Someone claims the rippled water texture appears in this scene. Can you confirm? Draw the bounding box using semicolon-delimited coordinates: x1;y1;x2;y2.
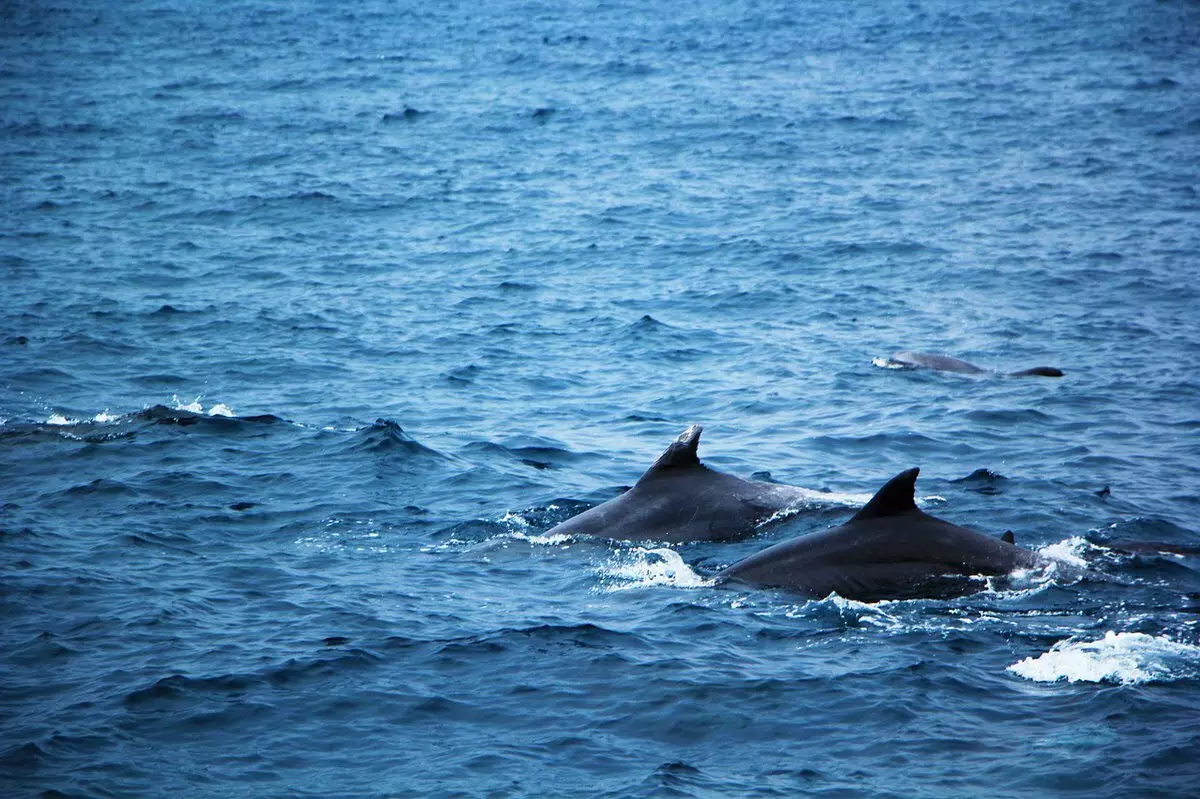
3;0;1200;797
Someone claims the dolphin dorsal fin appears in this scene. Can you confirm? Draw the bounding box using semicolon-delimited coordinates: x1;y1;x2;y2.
851;467;920;521
1001;531;1015;545
638;424;703;481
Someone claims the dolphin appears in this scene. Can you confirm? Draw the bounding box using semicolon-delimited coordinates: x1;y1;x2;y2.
884;351;1062;377
542;425;835;543
717;467;1046;600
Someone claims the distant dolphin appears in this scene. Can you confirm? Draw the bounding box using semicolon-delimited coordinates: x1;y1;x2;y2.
542;425;835;544
883;351;1063;377
717;467;1046;601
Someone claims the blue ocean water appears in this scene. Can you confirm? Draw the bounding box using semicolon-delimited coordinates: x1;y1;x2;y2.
3;0;1200;796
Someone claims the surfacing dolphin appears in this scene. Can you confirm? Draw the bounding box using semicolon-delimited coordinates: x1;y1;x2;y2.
543;425;838;544
718;467;1047;601
883;351;1063;378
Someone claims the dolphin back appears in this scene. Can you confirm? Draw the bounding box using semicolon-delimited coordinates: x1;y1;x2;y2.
541;425;813;544
1006;366;1064;377
717;467;1045;600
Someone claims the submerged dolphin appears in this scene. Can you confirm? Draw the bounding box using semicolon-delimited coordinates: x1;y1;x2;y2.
717;467;1045;601
885;351;1063;377
543;425;832;543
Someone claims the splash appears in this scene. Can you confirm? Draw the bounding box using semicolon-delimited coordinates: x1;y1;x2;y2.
791;593;904;628
45;399;241;427
598;547;713;592
497;510;576;546
1008;631;1200;685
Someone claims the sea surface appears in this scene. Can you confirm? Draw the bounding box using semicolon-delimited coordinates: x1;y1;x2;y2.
3;0;1200;796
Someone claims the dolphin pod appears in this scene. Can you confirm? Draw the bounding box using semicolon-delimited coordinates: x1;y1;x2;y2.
542;425;834;544
541;426;1049;600
885;351;1063;378
717;467;1045;601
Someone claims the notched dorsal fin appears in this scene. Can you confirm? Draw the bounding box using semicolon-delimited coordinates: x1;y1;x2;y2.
1001;531;1015;545
640;424;703;480
851;467;920;521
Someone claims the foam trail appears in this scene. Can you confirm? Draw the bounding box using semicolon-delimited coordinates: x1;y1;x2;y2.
1008;631;1200;685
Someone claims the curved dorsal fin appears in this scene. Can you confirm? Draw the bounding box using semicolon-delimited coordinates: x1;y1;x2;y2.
638;424;703;482
851;467;920;521
1001;530;1015;545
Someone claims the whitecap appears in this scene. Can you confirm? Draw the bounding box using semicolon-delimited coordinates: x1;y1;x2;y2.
871;356;906;369
1008;631;1200;685
46;413;74;425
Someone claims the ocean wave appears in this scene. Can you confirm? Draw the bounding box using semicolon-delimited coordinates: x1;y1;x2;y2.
124;648;388;708
438;622;642;654
1008;631;1200;685
345;418;445;457
459;439;583;471
24;398;284;430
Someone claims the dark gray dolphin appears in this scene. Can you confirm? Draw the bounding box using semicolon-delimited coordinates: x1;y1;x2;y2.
542;425;834;543
885;351;1063;377
717;467;1046;601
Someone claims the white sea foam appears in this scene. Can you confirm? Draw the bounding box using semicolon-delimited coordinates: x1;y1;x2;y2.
493;511;577;546
1008;631;1200;685
871;356;905;369
499;511;532;530
599;547;713;591
792;593;902;627
172;395;205;414
506;531;575;546
1036;536;1094;568
91;410;120;423
46;413;73;425
171;395;236;417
